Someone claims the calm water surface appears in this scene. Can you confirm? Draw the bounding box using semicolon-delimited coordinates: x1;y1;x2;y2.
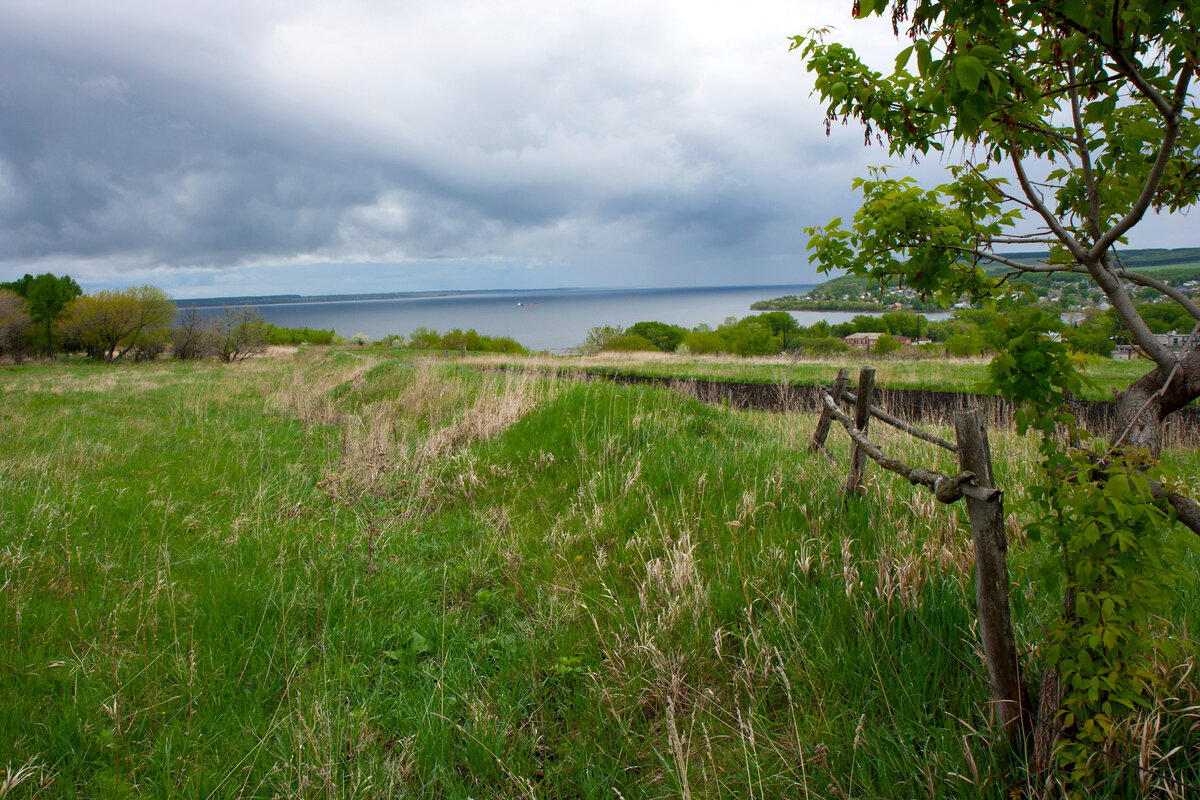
194;285;901;352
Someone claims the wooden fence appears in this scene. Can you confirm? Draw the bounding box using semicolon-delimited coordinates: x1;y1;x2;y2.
810;366;1032;746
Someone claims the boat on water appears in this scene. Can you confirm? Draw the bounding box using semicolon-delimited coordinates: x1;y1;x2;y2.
515;302;539;307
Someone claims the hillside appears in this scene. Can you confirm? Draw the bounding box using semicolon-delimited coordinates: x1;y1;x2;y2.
754;247;1200;311
2;351;1197;797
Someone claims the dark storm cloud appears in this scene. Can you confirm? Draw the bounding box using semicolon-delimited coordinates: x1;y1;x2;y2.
0;0;961;292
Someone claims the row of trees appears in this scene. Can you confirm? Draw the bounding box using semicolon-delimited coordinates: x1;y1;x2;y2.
401;327;527;354
0;273;336;363
0;274;526;363
581;313;809;357
583;301;1195;359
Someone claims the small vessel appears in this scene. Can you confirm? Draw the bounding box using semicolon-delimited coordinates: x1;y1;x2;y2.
515;302;539;307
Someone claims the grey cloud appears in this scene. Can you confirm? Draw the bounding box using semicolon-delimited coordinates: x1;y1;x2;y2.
0;0;933;292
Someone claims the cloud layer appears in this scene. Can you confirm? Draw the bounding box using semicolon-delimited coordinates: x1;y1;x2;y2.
0;1;1191;296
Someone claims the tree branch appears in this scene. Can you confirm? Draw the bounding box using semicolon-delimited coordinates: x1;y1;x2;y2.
1115;268;1200;323
1089;69;1191;257
1107;49;1178;120
1009;153;1089;262
1068;61;1103;242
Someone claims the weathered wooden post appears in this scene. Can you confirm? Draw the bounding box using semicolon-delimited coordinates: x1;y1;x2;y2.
954;409;1030;745
810;368;850;458
845;367;875;493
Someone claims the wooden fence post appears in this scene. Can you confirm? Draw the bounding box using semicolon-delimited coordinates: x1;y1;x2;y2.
810;368;850;457
954;409;1030;746
845;367;875;493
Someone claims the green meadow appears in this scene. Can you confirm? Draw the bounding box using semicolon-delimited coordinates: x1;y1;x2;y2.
469;350;1155;401
1;350;1197;798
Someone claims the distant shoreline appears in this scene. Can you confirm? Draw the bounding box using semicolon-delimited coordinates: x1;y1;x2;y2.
175;283;816;309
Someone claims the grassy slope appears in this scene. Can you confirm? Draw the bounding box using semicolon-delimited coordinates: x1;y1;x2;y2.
1;351;1197;798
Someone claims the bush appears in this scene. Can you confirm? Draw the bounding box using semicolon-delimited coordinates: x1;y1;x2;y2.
874;333;903;356
0;289;32;362
268;325;335;345
600;334;658;352
792;336;849;357
212;307;269;362
579;325;625;354
171;308;211;360
679;330;728;354
626;321;688;352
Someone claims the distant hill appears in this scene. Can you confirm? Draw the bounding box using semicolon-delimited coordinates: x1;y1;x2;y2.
753;247;1200;312
993;247;1200;270
174;288;520;308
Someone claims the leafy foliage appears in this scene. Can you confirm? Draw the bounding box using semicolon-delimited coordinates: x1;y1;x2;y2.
798;0;1200;783
1030;452;1179;786
211;307;270;363
58;286;176;363
0;273;82;356
0;289;32;360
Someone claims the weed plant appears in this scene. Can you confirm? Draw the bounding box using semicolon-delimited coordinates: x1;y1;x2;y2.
1;351;1196;797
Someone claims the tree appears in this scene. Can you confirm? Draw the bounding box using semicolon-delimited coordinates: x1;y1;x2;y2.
211;307;269;362
408;327;441;350
679;329;728;354
752;311;802;349
57;286;176;363
627;320;689;352
873;332;903;355
0;289;32;361
797;0;1200;778
0;273;82;357
579;325;625;354
171;308;212;360
797;0;1200;523
724;320;779;356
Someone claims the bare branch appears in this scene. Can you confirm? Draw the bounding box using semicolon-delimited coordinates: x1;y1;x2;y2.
965;163;1039;212
1094;251;1178;367
984;236;1061;245
1157;484;1200;537
1107;49;1178;120
946;246;1052;272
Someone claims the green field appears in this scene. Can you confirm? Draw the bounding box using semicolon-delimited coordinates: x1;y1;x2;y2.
2;351;1197;798
469;350;1155;401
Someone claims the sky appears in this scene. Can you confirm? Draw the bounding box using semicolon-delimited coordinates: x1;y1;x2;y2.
0;0;1194;299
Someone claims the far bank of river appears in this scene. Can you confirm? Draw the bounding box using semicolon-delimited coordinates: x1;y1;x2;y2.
190;284;951;352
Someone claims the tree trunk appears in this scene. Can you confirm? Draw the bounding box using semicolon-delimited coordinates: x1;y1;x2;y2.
1111;347;1200;536
1112;348;1200;455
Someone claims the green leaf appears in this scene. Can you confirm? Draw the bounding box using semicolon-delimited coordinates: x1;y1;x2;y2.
955;56;986;91
915;40;932;76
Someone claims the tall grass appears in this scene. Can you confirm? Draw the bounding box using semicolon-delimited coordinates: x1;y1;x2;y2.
1;350;1195;798
458;350;1154;401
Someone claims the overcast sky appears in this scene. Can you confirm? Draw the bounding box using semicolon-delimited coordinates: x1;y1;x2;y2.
0;0;1193;298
